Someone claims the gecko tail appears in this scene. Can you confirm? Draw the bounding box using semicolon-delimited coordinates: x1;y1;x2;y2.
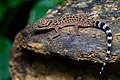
95;21;112;75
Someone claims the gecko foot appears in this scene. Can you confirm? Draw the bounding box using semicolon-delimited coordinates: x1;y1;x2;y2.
46;33;61;43
46;35;52;44
69;30;80;36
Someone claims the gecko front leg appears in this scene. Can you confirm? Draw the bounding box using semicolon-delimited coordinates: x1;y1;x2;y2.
47;27;61;41
69;25;79;36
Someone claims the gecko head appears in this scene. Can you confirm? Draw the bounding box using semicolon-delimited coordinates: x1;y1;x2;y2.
33;18;52;30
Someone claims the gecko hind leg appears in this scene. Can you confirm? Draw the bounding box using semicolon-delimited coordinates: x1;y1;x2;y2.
70;25;80;36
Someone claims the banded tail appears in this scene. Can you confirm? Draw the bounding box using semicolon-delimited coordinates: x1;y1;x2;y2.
95;21;112;75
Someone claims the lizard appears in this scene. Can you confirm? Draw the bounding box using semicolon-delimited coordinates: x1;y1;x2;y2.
32;13;112;75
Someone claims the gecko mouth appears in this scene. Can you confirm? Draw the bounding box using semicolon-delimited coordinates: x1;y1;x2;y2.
34;26;48;30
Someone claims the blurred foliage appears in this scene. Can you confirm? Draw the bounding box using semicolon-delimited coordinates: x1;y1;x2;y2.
0;0;29;79
0;0;30;22
0;0;30;36
0;3;7;22
0;37;11;80
0;0;65;80
28;0;65;24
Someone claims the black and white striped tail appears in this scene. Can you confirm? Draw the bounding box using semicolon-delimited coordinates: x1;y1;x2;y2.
95;21;112;75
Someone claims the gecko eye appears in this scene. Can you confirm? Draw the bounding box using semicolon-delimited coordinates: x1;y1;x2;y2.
42;23;45;26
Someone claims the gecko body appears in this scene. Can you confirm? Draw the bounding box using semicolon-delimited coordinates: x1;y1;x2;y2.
33;13;112;75
33;14;94;38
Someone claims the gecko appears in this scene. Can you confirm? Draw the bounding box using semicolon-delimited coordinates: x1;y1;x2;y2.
32;13;112;75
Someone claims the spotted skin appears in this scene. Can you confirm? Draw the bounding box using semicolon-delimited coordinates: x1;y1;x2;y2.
33;14;112;75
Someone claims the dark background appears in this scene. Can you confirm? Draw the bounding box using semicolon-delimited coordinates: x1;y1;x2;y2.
0;0;65;80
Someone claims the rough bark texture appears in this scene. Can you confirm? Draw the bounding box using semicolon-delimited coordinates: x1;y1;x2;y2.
9;0;120;80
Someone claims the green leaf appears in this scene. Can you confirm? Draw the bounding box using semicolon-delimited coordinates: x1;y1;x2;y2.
0;4;7;22
52;0;65;4
28;0;65;24
0;37;12;80
7;0;30;8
